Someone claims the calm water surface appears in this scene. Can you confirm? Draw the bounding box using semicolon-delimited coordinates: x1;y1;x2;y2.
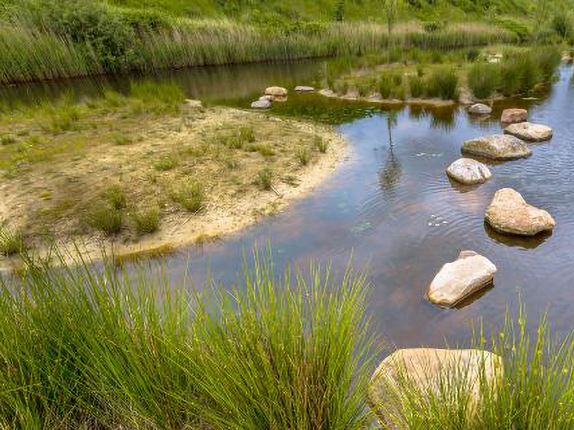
4;61;574;348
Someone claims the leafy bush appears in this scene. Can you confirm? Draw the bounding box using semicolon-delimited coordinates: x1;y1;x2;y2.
468;63;501;99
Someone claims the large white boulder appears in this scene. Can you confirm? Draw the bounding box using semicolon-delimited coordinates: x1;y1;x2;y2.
485;188;555;236
504;122;553;142
462;134;531;160
446;158;492;185
501;108;527;124
427;251;497;308
368;348;503;427
265;86;288;97
468;103;492;114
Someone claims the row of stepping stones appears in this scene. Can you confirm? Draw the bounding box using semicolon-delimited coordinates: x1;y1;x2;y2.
428;106;555;308
250;85;315;108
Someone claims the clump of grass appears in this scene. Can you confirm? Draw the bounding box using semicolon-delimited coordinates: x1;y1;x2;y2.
425;67;459;100
104;184;127;210
378;73;404;99
256;168;273;190
86;205;123;235
468;63;501;99
239;126;256;143
170;181;206;212
1;134;17;145
0;227;26;256
314;136;328;153
153;155;178;171
131;206;160;235
296;148;311;166
408;75;425;98
247;144;276;157
112;134;133;145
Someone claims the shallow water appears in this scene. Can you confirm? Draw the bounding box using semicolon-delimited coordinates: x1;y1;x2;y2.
4;61;574;348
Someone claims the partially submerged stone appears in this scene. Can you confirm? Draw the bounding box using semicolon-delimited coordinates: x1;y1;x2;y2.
462;134;531;160
265;86;288;97
319;89;337;97
368;348;503;427
251;99;271;109
468;103;492;115
486;188;556;236
427;251;497;308
501;108;527;124
259;95;274;102
294;86;315;92
446;158;492;185
504;122;553;142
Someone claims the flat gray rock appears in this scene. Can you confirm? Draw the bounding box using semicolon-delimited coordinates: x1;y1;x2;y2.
486;188;556;236
251;99;271;109
468;103;492;114
427;251;497;308
504;122;553;142
295;86;315;92
462;134;531;160
446;158;492;185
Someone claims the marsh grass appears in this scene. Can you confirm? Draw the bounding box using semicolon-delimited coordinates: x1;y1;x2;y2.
86;205;123;235
296;148;311;166
0;227;26;256
425;67;459;100
0;251;374;430
153;155;178;171
104;184;127;210
314;136;328;153
468;63;501;99
0;135;18;146
256;167;273;190
131;206;160;234
170;181;206;212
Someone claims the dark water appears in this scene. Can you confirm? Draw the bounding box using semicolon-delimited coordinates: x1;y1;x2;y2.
4;61;574;348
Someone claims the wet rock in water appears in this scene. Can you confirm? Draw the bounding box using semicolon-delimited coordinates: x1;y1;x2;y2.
251;99;272;109
259;95;274;102
485;188;556;236
468;103;492;115
427;251;497;307
446;158;492;185
462;134;531;160
504;122;553;142
184;99;203;108
295;86;315;93
265;86;288;97
319;89;337;97
368;348;503;427
501;108;528;124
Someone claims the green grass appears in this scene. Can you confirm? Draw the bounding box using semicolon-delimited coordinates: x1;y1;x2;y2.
296;147;311;166
0;135;18;146
153;155;178;171
0;251;373;430
468;63;501;99
256;167;273;190
131;206;160;234
314;136;328;153
0;227;26;256
170;181;206;212
86;205;123;235
425;67;459;100
104;184;127;210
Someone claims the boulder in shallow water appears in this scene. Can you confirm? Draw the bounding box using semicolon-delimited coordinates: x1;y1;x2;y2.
485;188;555;236
501;108;527;124
447;158;492;185
504;122;553;142
265;86;288;97
468;103;492;115
295;86;315;92
368;348;503;427
462;134;531;160
427;251;497;308
251;99;272;109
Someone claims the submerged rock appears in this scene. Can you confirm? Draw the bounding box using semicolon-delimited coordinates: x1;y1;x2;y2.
295;86;315;92
427;251;497;308
501;108;527;124
504;122;553;142
485;188;556;236
468;103;492;115
251;99;272;109
462;134;531;160
265;86;288;97
368;348;503;426
446;158;492;185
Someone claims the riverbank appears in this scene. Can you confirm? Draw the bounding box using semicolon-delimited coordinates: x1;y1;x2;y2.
0;85;347;268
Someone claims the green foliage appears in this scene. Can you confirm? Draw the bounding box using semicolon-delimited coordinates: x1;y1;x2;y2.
552;14;572;39
153;155;178;171
131;206;160;235
256;167;273;190
408;75;424;98
314;136;328;153
378;73;404;99
425;67;459;100
170;181;206;212
0;135;17;145
468;63;501;99
112;133;133;145
333;0;345;21
0;227;25;256
104;184;127;210
296;148;311;166
86;205;123;235
494;17;532;43
423;21;444;33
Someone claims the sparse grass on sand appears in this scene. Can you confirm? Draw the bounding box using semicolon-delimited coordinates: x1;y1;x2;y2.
0;83;345;263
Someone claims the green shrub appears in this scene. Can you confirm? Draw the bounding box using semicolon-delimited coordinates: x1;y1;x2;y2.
170;181;205;212
256;168;273;190
468;63;501;99
87;205;123;235
0;228;26;256
425;68;459;100
552;14;572;39
153;156;177;171
131;206;160;235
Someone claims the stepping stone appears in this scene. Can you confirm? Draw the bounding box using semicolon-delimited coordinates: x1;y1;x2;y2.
368;348;503;427
265;86;288;97
427;250;497;308
485;188;555;236
446;158;492;185
251;99;271;109
462;134;531;160
294;86;315;92
501;108;527;124
468;103;492;114
504;122;553;142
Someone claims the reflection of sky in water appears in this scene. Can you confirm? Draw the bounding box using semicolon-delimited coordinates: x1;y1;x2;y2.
6;60;574;349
